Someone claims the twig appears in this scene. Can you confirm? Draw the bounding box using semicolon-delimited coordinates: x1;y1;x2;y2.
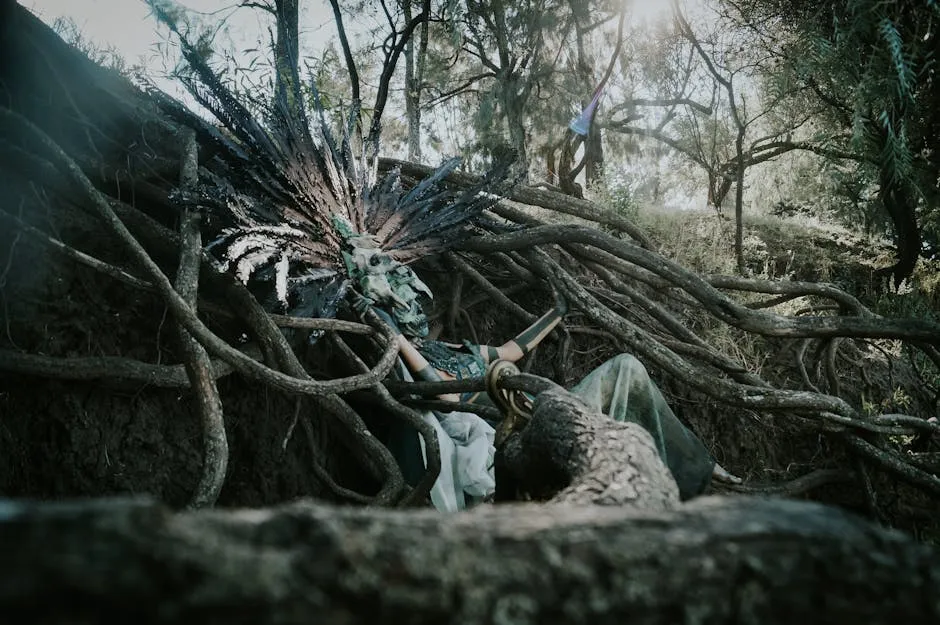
0;347;249;387
458;308;480;346
385;372;561;401
795;339;820;392
268;314;374;334
521;343;539;374
555;326;572;383
0;206;152;290
493;251;538;282
720;468;853;496
794;304;842;316
385;377;484;398
871;413;940;434
285;398;373;505
401;398;502;422
706;274;870;316
853;457;884;524
823;338;842;396
846;435;940;498
745;293;805;310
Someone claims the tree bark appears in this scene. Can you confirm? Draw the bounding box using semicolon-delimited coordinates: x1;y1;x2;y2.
272;0;301;128
2;387;940;623
501;74;529;179
499;389;680;508
1;493;939;625
585;113;604;185
878;170;921;286
402;0;428;162
734;129;746;274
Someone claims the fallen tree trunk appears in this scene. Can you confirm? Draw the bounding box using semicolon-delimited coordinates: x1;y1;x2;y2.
2;386;939;624
1;494;938;625
2;0;938;518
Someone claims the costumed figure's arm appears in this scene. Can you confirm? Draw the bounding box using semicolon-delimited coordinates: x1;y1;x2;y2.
368;305;461;403
488;290;568;364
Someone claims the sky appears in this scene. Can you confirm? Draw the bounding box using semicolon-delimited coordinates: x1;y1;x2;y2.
23;0;676;85
22;0;687;197
24;0;338;59
23;0;339;101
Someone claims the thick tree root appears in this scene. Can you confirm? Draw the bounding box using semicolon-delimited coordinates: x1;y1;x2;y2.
500;388;680;508
1;1;937;512
1;494;938;625
2;389;937;623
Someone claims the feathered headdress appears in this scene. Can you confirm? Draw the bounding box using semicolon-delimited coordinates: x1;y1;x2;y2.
148;4;516;332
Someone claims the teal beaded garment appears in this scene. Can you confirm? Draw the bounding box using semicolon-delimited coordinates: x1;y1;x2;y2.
413;339;486;380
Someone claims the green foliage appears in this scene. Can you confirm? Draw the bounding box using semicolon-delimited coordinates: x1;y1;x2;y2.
731;0;940;277
877;17;915;102
305;44;357;127
592;172;641;224
872;259;940;323
869;257;940;395
802;3;919;179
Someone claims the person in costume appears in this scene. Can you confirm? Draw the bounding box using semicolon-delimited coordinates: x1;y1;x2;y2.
361;277;740;504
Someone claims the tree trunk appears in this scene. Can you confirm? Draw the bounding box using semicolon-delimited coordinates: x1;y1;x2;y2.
2;492;939;624
402;0;427;162
557;133;584;198
3;387;940;623
734;132;746;274
272;0;301;128
707;170;733;211
584;111;604;186
502;76;529;181
572;17;603;188
878;172;921;286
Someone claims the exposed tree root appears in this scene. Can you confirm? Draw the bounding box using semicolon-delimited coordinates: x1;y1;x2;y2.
173;129;226;509
0;5;937;518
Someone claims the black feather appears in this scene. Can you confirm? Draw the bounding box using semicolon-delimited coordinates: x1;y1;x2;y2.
151;2;518;322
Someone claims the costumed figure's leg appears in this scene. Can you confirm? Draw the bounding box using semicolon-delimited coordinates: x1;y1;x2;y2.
570;354;715;500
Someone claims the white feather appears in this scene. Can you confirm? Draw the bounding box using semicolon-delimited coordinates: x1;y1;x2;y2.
275;253;290;306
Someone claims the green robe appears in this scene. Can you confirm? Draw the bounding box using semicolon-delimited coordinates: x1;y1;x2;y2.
570;354;714;500
387;351;715;502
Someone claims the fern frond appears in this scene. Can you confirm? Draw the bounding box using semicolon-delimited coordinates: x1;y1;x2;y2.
878;17;915;103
